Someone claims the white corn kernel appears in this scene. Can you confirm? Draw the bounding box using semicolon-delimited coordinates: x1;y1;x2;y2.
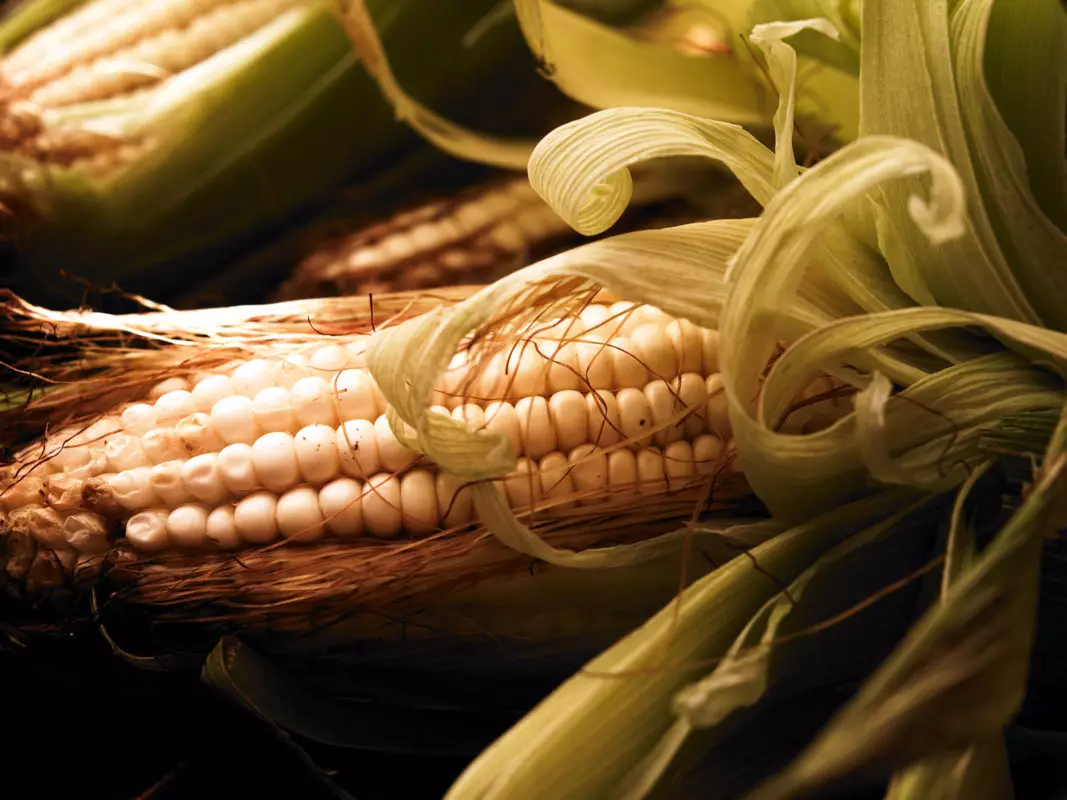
336;420;380;479
294;424;341;484
217;443;258;494
251;432;300;493
125;509;170;552
291;376;337;427
205;506;242;550
154;390;197;426
333;369;380;422
632;323;677;380
253;386;298;433
211;394;261;445
362;473;402;538
276;487;326;541
515;395;556;461
180;454;229;504
234;492;280;544
318;477;365;537
167;504;210;549
120;403;157;435
231;359;279;397
399;468;438;535
374;415;417;472
192;374;236;412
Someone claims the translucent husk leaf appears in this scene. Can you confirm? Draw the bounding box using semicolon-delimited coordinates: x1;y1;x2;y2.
620;492;944;799
444;489;922;800
745;413;1067;800
513;0;775;127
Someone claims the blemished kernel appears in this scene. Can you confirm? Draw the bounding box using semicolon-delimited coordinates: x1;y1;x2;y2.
334;369;380;422
217;443;258;494
141;428;186;464
251;432;301;493
167;504;210;549
205;506;242;550
43;474;84;511
276;487;326;541
362;473;402;538
211;394;261;445
180;454;229;504
294;424;340;484
175;413;225;455
617;387;654;445
107;467;159;510
291;376;338;427
234;492;280;544
103;432;152;471
336;420;380;479
125;509;170;552
149;461;192;507
252;386;298;433
399;468;438;535
63;511;110;553
318;477;365;537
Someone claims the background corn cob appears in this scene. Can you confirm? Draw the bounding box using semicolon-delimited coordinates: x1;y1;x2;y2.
272;168;759;303
0;0;566;308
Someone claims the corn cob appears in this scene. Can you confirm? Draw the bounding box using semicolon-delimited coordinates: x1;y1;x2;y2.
0;0;555;306
0;302;746;565
275;171;756;302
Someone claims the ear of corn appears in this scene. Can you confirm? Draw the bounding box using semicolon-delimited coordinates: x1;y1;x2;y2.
0;0;557;306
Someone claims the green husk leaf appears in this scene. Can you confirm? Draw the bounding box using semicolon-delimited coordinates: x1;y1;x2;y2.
746;412;1067;800
444;489;922;800
749;18;840;189
884;736;1014;800
0;0;85;51
981;0;1067;232
621;492;942;799
858;0;1050;327
513;0;775;127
